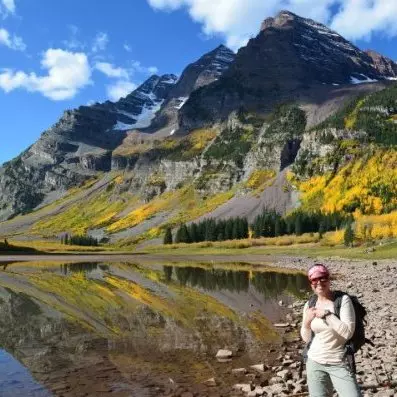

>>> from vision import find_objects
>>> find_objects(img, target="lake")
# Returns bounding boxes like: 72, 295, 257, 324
0, 261, 309, 396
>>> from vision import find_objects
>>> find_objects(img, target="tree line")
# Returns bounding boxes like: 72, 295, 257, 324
164, 217, 249, 244
60, 233, 99, 247
164, 209, 353, 245
252, 209, 351, 238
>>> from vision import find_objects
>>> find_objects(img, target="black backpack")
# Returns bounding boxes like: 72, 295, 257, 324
301, 290, 374, 374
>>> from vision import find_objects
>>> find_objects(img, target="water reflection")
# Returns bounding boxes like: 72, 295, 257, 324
60, 262, 109, 275
0, 261, 310, 396
166, 265, 307, 298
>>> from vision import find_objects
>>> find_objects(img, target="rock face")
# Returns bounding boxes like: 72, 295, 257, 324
150, 45, 235, 132
366, 50, 397, 78
179, 10, 397, 130
0, 74, 178, 220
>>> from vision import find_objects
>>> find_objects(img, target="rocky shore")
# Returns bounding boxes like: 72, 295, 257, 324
225, 257, 397, 397
165, 257, 397, 397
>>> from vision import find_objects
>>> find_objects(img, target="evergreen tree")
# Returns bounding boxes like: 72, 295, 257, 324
232, 219, 239, 239
318, 221, 326, 239
295, 215, 302, 236
178, 224, 190, 243
225, 219, 233, 240
163, 227, 173, 245
275, 218, 282, 237
189, 223, 199, 243
344, 221, 355, 247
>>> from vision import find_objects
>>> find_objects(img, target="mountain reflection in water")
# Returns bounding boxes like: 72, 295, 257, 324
0, 261, 309, 396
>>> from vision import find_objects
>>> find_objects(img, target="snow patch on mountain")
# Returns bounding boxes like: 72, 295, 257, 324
175, 97, 188, 110
351, 74, 378, 84
113, 100, 164, 131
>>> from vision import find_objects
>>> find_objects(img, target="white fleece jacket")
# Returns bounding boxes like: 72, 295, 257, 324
300, 295, 356, 364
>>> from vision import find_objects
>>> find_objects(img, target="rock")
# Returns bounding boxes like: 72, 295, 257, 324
273, 323, 290, 328
250, 364, 266, 372
204, 378, 217, 387
232, 368, 247, 375
269, 376, 283, 385
276, 369, 291, 381
253, 386, 264, 396
233, 384, 252, 393
216, 349, 233, 359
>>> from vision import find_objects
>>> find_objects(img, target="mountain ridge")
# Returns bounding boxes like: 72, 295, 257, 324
1, 10, 397, 246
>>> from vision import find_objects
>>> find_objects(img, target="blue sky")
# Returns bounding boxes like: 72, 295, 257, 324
1, 0, 397, 165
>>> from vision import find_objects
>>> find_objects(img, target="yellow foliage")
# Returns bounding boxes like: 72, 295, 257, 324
31, 183, 136, 235
354, 211, 397, 240
245, 169, 276, 190
296, 149, 397, 215
109, 186, 235, 235
189, 128, 217, 150
344, 99, 365, 129
114, 175, 123, 184
322, 230, 344, 246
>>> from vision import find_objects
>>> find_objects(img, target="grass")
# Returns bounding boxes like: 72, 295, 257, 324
6, 239, 118, 253
0, 240, 39, 254
139, 235, 397, 260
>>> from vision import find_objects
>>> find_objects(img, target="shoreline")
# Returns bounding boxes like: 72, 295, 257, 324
0, 253, 395, 396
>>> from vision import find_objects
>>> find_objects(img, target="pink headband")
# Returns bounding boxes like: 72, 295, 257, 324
308, 264, 329, 281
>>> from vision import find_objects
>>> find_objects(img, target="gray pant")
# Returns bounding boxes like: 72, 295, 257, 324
306, 358, 362, 397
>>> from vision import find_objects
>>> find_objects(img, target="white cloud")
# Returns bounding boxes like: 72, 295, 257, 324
107, 80, 136, 102
92, 32, 108, 52
130, 60, 158, 75
330, 1, 397, 41
0, 48, 91, 100
95, 62, 129, 79
1, 0, 15, 14
146, 0, 397, 50
0, 28, 26, 51
63, 25, 85, 50
148, 66, 159, 74
95, 60, 156, 101
123, 43, 132, 52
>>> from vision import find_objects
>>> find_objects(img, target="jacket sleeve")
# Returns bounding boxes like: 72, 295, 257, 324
300, 302, 312, 343
326, 295, 356, 341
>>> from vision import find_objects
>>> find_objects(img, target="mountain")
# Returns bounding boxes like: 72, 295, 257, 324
0, 10, 396, 246
149, 44, 235, 133
179, 10, 397, 130
0, 46, 234, 222
0, 74, 178, 220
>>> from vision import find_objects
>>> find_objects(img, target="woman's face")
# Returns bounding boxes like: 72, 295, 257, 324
310, 276, 331, 296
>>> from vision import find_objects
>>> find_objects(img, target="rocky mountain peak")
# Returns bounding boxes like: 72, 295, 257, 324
147, 45, 235, 132
260, 10, 298, 30
365, 50, 397, 77
179, 10, 397, 131
169, 44, 235, 98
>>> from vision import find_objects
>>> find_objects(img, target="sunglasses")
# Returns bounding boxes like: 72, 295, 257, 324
310, 277, 329, 285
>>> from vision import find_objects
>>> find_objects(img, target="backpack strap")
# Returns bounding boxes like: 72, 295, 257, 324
308, 294, 318, 308
299, 295, 318, 378
332, 290, 345, 317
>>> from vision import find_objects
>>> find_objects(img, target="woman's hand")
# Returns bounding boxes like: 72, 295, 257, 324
314, 309, 327, 319
304, 307, 316, 327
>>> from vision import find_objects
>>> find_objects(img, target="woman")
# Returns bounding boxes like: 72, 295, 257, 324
301, 264, 361, 397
